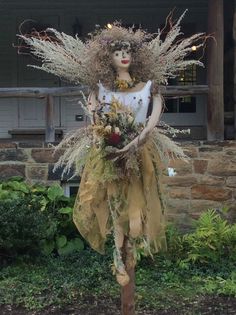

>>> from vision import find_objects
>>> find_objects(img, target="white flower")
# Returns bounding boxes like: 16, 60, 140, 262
127, 115, 134, 124
105, 125, 112, 133
114, 127, 121, 135
168, 167, 177, 177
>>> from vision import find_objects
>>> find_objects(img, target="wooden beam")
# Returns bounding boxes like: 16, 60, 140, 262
0, 85, 208, 143
161, 85, 209, 97
0, 85, 209, 98
45, 95, 55, 143
0, 86, 86, 98
207, 0, 224, 140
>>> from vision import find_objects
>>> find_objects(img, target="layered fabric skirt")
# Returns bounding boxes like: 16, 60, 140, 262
73, 140, 167, 256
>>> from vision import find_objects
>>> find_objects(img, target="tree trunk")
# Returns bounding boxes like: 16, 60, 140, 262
121, 237, 135, 315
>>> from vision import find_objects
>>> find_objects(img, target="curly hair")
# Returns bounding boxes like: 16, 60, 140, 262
84, 23, 154, 91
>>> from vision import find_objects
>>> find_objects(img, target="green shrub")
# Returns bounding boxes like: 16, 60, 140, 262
184, 209, 236, 264
165, 209, 236, 266
0, 196, 49, 256
0, 178, 84, 257
164, 224, 187, 261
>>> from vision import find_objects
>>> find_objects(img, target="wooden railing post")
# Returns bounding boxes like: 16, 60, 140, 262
45, 94, 55, 143
207, 0, 224, 140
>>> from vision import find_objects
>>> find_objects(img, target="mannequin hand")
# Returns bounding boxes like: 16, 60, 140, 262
105, 143, 135, 161
107, 128, 151, 159
104, 94, 162, 161
105, 146, 127, 160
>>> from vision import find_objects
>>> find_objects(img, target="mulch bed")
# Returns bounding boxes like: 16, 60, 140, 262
0, 295, 236, 315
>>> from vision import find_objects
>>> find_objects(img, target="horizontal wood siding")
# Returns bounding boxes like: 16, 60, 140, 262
0, 15, 17, 87
0, 0, 208, 9
0, 15, 17, 138
0, 99, 18, 138
61, 97, 88, 131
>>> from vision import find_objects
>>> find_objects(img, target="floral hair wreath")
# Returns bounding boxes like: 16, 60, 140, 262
109, 40, 133, 53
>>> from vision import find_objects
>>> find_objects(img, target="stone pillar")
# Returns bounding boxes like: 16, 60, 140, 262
207, 0, 224, 140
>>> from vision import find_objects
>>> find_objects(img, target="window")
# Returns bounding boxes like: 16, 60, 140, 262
62, 182, 79, 197
164, 64, 197, 114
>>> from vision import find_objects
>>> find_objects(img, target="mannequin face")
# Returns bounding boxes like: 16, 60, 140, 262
112, 49, 132, 70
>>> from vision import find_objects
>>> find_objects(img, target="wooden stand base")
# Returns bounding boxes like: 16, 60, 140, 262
121, 237, 135, 315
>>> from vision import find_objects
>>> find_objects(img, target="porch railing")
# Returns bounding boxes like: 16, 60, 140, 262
0, 85, 209, 142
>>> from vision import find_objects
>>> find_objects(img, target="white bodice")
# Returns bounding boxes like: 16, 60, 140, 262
97, 80, 152, 124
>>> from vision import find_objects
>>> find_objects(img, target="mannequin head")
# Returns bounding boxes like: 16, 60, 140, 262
112, 49, 132, 71
85, 23, 152, 90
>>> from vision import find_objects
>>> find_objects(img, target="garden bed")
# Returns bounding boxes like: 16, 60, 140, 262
0, 250, 236, 315
1, 294, 236, 314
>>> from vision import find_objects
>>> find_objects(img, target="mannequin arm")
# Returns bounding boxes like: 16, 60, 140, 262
88, 91, 98, 124
116, 94, 162, 154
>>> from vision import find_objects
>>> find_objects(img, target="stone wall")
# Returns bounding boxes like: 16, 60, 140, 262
0, 141, 67, 184
163, 140, 236, 225
0, 140, 236, 225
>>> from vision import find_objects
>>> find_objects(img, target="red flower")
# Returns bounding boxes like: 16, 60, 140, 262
107, 132, 121, 146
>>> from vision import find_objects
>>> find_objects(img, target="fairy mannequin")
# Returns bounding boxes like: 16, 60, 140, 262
78, 40, 166, 286
20, 11, 205, 314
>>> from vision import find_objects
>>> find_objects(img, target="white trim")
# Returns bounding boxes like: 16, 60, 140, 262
62, 182, 79, 197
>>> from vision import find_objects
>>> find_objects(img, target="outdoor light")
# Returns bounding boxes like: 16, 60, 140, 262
107, 23, 112, 29
191, 45, 197, 51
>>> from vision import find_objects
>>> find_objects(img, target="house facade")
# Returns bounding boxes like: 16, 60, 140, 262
1, 0, 230, 140
0, 0, 235, 224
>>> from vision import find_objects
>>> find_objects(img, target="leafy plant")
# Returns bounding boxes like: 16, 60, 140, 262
164, 224, 187, 261
201, 272, 236, 297
183, 209, 236, 264
0, 178, 84, 257
0, 196, 49, 256
164, 209, 236, 266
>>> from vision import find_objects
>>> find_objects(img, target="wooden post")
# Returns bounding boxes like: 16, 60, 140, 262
121, 237, 135, 315
207, 0, 224, 140
233, 1, 236, 139
45, 94, 55, 143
